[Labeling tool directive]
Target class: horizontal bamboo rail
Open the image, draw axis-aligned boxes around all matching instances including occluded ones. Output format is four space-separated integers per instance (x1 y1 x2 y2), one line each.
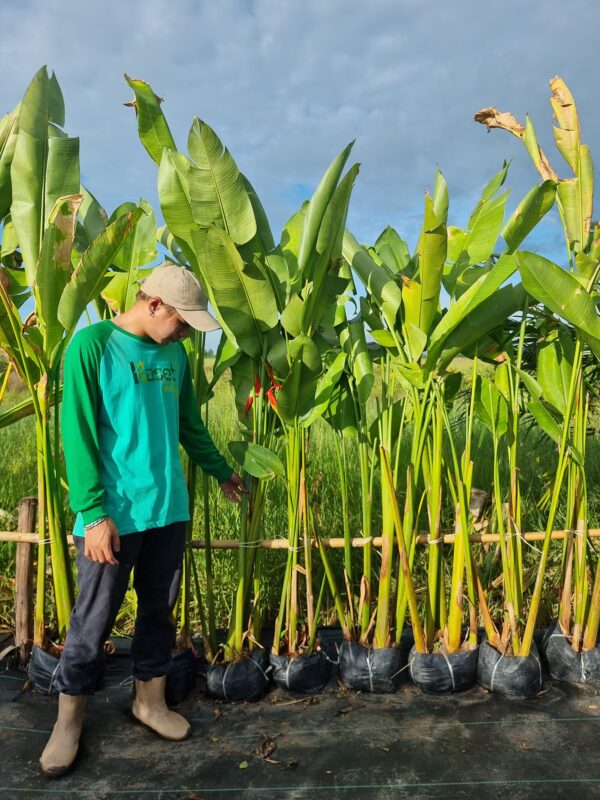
2 530 600 547
190 529 600 548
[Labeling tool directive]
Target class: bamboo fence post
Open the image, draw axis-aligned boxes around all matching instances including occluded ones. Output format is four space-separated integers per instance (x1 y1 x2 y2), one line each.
14 497 37 665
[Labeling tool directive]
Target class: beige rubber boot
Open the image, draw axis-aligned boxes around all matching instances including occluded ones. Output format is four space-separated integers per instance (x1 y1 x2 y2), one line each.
132 676 191 741
40 693 87 777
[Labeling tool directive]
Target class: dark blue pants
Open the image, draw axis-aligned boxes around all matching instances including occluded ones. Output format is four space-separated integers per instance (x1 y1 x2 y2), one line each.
55 522 186 695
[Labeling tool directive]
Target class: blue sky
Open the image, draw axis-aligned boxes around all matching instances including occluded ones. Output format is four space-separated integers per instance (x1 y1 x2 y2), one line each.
2 0 599 268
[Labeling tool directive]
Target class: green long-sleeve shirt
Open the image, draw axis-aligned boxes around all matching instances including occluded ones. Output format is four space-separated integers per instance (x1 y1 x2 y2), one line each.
62 320 232 536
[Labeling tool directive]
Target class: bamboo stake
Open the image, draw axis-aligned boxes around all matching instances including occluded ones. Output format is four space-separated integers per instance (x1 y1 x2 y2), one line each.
15 498 36 665
4 529 600 547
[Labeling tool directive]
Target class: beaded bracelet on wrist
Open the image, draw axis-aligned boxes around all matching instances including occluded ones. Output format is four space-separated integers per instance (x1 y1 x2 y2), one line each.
84 516 108 531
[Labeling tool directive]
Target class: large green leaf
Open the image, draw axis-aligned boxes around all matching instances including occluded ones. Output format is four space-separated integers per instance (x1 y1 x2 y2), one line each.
187 119 256 245
370 328 397 349
287 334 321 374
1 217 19 259
477 161 510 208
11 68 79 284
395 361 425 389
210 332 241 390
464 190 509 265
58 208 143 334
521 115 558 181
373 226 410 274
35 194 82 361
198 226 278 358
277 355 319 425
516 251 600 347
402 279 425 360
124 75 177 165
343 230 402 331
339 320 373 405
435 283 526 372
515 366 543 401
228 441 285 480
432 169 449 222
279 205 305 297
100 199 157 313
158 149 198 265
0 273 41 383
101 267 153 315
549 79 593 252
494 360 511 402
303 164 360 334
298 141 354 277
158 153 225 331
502 181 557 253
406 191 447 341
239 175 290 311
157 225 186 265
0 263 30 309
537 327 574 417
324 378 358 437
301 351 346 428
44 136 80 217
444 168 510 296
280 293 305 336
74 187 108 267
80 186 107 241
0 104 20 220
447 227 468 264
425 253 518 371
578 145 594 250
558 168 593 254
475 375 508 437
528 399 562 447
276 334 322 425
230 353 255 421
550 78 580 175
109 199 157 271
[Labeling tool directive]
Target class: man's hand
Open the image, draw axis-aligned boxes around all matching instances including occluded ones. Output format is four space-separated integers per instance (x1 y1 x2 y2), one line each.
220 473 247 504
84 518 121 565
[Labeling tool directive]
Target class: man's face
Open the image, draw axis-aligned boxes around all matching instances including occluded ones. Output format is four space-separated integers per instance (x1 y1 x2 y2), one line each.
148 300 191 344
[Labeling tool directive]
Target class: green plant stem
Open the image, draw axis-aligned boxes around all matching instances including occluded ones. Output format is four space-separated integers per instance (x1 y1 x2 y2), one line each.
381 447 425 653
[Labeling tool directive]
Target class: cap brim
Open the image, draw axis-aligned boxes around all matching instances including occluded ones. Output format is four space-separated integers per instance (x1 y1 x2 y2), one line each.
179 307 221 332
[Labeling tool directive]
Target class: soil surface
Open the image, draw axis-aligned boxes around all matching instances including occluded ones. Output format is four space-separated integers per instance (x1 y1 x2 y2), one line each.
2 644 600 800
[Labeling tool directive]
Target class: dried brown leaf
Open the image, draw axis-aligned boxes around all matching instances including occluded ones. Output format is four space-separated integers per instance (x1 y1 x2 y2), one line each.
253 734 278 760
474 107 524 136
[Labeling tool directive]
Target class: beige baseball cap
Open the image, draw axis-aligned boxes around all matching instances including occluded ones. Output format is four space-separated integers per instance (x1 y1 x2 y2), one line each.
141 263 220 332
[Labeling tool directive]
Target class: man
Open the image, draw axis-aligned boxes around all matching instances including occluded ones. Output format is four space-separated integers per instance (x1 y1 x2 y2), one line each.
40 263 244 777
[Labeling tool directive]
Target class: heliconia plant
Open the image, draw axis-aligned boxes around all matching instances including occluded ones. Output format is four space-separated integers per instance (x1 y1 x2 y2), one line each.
268 143 358 658
5 63 600 703
126 75 288 663
0 67 143 641
477 77 600 661
336 151 559 667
